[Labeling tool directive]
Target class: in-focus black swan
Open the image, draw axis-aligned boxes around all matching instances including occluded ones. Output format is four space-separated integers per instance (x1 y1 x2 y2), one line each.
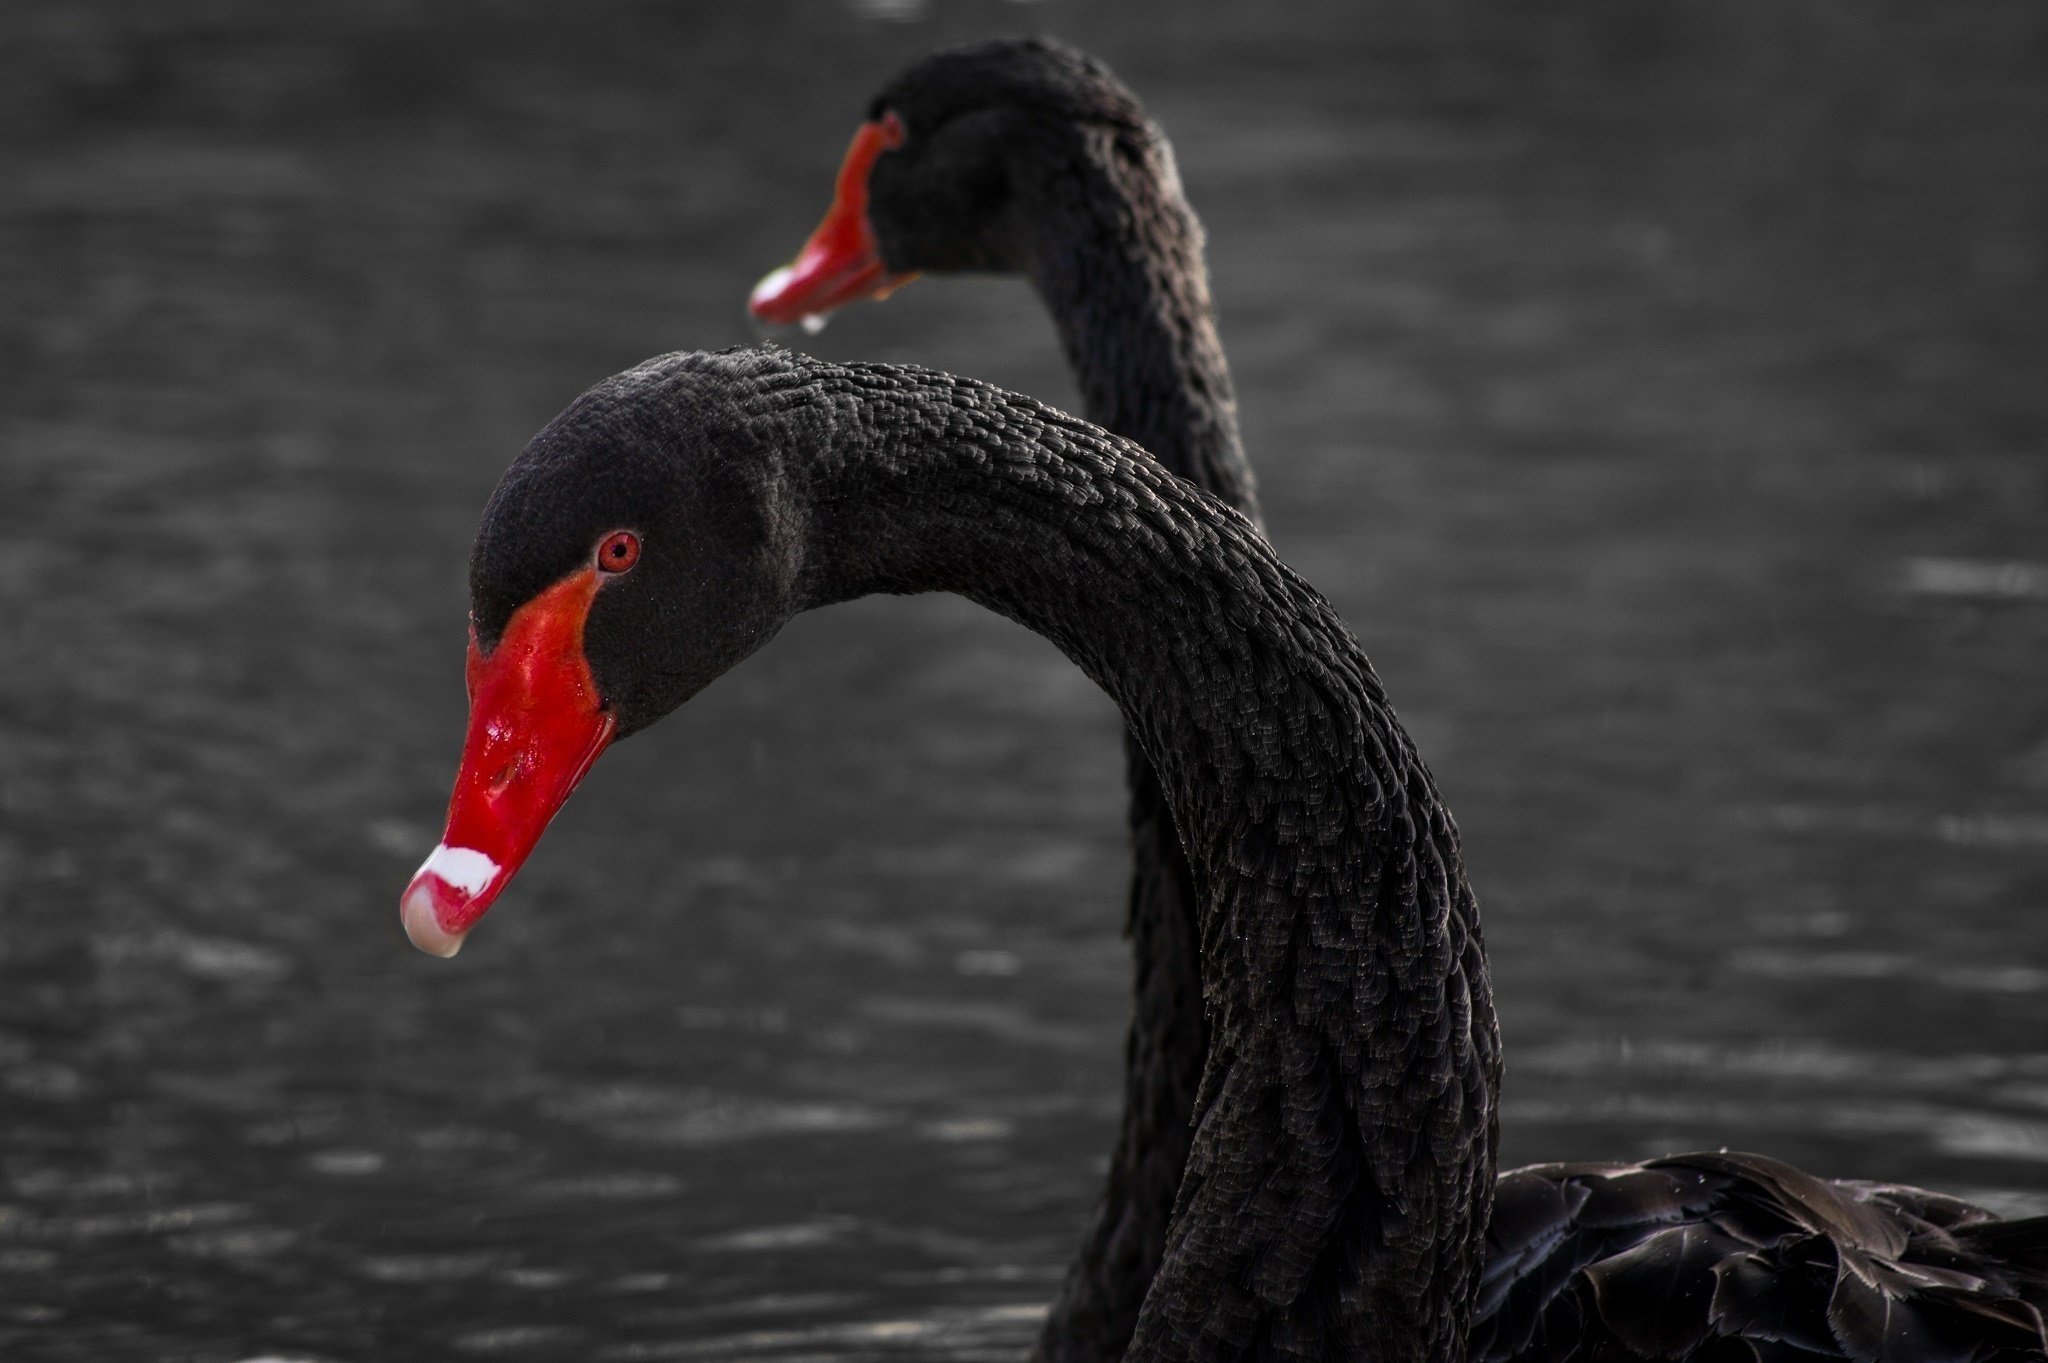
406 346 1496 1360
401 348 2048 1363
754 41 1256 1354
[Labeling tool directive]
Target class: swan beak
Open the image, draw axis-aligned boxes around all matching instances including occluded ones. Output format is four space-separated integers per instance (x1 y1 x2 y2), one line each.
401 568 617 958
750 115 918 326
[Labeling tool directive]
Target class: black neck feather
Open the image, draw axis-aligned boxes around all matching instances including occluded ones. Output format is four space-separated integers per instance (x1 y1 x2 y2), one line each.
741 359 1498 1362
1024 123 1260 527
1018 110 1263 1362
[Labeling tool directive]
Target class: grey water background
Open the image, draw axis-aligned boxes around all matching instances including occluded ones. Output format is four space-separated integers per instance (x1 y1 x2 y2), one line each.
2 0 2045 1358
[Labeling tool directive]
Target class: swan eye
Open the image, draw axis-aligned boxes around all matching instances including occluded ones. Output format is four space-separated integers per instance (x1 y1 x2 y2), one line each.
596 530 640 576
879 110 907 148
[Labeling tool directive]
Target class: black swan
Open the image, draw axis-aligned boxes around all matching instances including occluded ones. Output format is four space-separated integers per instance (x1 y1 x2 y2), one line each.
753 41 1255 1356
401 348 2048 1363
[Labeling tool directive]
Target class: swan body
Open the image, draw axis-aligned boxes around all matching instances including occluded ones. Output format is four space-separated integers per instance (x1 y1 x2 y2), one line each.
1480 1151 2048 1363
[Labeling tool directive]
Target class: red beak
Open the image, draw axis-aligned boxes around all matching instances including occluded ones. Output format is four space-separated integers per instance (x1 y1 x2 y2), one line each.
400 568 616 957
750 114 918 326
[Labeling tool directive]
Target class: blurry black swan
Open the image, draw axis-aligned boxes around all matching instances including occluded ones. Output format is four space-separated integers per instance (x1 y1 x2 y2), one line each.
400 347 2048 1363
754 40 1257 1353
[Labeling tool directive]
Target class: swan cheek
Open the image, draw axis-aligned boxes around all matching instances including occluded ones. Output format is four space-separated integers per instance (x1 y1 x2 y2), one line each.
399 567 617 957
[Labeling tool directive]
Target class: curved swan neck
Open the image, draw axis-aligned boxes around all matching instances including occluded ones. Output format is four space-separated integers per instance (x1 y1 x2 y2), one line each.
791 370 1300 834
761 360 1498 1361
1024 122 1260 527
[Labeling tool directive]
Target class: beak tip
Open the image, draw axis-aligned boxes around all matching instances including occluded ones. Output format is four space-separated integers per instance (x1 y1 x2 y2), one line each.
401 874 470 959
750 265 798 320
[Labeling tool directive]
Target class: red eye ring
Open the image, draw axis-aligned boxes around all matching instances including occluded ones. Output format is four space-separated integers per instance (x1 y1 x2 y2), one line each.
596 530 640 575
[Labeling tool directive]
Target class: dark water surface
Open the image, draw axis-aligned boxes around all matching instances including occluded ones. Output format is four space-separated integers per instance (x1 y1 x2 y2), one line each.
3 2 2046 1358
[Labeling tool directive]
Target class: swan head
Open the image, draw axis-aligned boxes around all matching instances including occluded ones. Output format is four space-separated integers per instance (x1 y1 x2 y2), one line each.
401 349 810 957
750 37 1153 326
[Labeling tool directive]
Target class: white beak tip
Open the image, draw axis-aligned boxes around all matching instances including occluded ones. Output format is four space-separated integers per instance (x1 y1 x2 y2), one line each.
750 265 797 312
400 878 468 959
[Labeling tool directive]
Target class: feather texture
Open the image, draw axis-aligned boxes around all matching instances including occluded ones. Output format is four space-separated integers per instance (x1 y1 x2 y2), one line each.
843 40 1258 1362
1473 1153 2048 1363
821 42 2048 1363
474 345 2048 1362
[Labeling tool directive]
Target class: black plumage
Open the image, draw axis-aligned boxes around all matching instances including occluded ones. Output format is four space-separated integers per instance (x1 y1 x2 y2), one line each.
838 39 1260 1358
1478 1153 2048 1363
867 39 1256 518
786 40 2048 1363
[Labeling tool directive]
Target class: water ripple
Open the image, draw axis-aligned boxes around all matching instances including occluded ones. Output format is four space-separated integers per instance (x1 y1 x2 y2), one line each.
544 1086 891 1146
1902 557 2048 601
590 1300 1048 1361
